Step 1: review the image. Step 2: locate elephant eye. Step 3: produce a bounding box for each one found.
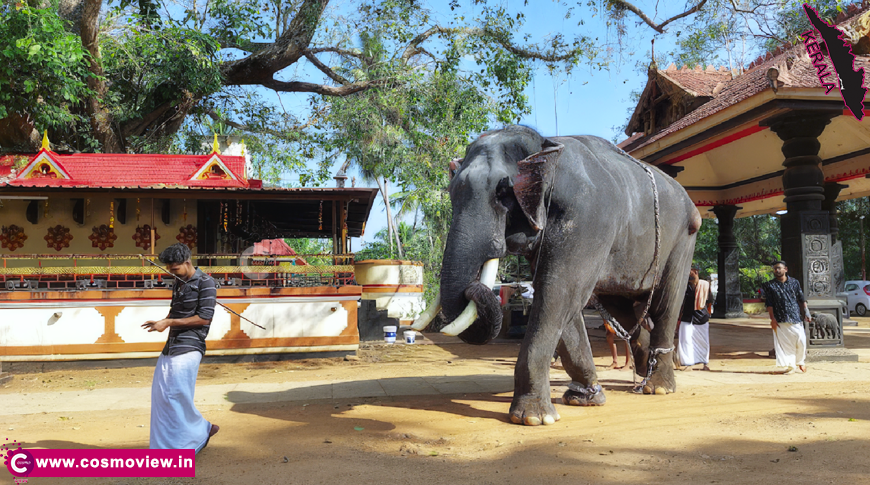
[495,177,516,211]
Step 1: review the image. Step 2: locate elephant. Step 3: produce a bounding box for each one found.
[810,312,839,340]
[413,125,702,426]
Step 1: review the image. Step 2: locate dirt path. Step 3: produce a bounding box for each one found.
[3,318,870,485]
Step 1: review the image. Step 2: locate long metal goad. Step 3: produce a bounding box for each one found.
[140,256,266,330]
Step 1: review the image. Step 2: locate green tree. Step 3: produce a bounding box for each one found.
[0,0,598,161]
[837,197,870,281]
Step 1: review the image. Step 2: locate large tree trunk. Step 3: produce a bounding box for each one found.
[80,0,123,153]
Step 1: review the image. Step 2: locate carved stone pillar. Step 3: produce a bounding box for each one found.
[711,205,746,318]
[763,110,854,359]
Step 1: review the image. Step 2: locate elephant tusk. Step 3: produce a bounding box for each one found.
[441,258,500,336]
[411,290,441,331]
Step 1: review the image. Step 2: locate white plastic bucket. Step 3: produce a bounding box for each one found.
[383,325,397,344]
[403,330,416,344]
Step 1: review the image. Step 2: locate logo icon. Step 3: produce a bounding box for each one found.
[3,439,34,478]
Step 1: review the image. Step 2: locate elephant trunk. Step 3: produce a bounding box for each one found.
[438,224,503,344]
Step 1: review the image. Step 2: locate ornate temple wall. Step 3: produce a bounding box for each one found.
[0,196,198,259]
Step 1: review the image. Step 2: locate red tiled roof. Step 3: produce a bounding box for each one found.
[1,150,248,189]
[249,238,309,265]
[251,238,297,255]
[621,3,870,154]
[659,66,733,97]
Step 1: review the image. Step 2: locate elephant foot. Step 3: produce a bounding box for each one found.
[509,394,560,426]
[636,384,670,395]
[633,363,677,395]
[562,383,606,406]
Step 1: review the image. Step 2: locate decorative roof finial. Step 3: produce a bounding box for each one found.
[240,139,246,157]
[42,130,50,151]
[212,133,221,154]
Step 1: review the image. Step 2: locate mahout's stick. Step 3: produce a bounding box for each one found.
[140,255,266,330]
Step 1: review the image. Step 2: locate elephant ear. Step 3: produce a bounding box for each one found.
[513,139,564,231]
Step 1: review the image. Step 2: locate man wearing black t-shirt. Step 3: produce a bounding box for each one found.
[761,261,811,374]
[142,243,220,452]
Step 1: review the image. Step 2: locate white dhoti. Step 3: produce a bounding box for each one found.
[678,321,710,366]
[772,322,807,370]
[150,352,211,453]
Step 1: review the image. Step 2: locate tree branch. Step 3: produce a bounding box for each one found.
[401,26,589,62]
[303,50,351,85]
[609,0,708,34]
[261,78,389,96]
[205,108,325,137]
[307,46,368,61]
[221,0,329,86]
[219,39,273,53]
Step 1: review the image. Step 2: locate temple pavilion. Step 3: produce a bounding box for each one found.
[619,4,870,359]
[0,134,427,365]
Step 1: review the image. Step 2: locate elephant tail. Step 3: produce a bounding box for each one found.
[688,206,702,236]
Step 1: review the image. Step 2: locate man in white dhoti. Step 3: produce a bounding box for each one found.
[761,261,811,374]
[142,243,219,453]
[677,265,713,370]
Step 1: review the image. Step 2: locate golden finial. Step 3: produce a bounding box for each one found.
[240,139,246,157]
[41,130,50,150]
[212,133,220,154]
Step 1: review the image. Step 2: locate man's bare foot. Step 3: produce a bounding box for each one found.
[620,363,632,371]
[606,362,619,370]
[701,364,710,371]
[209,424,220,438]
[798,365,807,373]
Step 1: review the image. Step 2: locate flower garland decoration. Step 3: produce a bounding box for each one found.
[132,224,160,250]
[0,225,27,251]
[176,224,197,249]
[89,225,118,251]
[44,225,73,251]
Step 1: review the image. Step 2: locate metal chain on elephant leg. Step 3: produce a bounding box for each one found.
[588,294,643,389]
[634,161,661,329]
[631,345,675,394]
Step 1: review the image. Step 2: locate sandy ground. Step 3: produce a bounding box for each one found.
[3,315,870,485]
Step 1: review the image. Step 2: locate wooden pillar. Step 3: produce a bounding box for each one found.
[711,205,746,318]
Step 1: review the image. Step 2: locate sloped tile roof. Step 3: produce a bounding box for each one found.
[659,66,733,97]
[1,151,249,189]
[623,3,870,153]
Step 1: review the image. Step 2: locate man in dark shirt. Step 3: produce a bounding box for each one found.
[761,261,811,374]
[142,243,219,453]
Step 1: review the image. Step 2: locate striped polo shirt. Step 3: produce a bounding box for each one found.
[161,268,217,356]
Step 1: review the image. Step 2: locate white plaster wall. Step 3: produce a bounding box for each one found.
[0,308,103,346]
[241,301,348,338]
[361,293,425,320]
[355,263,423,285]
[0,297,351,348]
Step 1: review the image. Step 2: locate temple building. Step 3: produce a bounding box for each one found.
[0,134,422,365]
[619,5,870,359]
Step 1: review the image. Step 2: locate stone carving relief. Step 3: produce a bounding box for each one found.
[804,234,832,298]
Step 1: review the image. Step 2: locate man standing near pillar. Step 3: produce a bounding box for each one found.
[762,261,811,374]
[142,243,219,453]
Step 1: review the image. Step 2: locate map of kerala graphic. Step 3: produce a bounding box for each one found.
[803,4,867,119]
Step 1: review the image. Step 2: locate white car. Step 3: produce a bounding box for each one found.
[844,280,870,316]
